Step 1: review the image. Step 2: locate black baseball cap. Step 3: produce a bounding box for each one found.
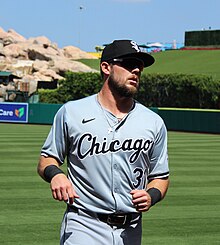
[101,40,155,67]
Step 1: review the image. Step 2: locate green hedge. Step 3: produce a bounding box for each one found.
[136,73,220,108]
[39,72,102,104]
[38,72,220,109]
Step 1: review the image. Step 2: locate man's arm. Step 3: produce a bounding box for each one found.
[131,178,169,212]
[147,177,169,199]
[37,156,79,204]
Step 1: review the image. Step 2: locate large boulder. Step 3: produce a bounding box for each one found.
[34,69,63,80]
[33,60,49,72]
[51,57,94,75]
[63,46,97,59]
[8,60,34,77]
[7,29,27,43]
[28,36,52,47]
[2,43,27,59]
[0,27,7,38]
[0,28,26,46]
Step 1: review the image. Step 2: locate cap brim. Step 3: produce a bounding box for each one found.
[117,52,155,67]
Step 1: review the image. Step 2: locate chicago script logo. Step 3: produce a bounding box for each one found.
[77,133,153,164]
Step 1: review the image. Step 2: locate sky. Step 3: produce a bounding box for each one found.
[0,0,219,51]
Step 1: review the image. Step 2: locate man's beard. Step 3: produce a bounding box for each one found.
[108,74,139,98]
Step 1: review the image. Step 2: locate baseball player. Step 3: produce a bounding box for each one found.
[37,40,169,245]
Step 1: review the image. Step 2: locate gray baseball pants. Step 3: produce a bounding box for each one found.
[60,208,142,245]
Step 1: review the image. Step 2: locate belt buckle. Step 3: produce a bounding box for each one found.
[107,214,127,226]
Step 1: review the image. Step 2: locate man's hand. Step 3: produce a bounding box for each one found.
[130,189,152,212]
[37,156,80,204]
[131,178,170,212]
[50,174,79,204]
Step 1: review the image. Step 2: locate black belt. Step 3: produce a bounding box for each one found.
[67,205,140,227]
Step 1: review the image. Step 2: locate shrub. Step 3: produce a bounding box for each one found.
[38,72,220,109]
[56,72,102,103]
[137,73,220,108]
[38,88,60,104]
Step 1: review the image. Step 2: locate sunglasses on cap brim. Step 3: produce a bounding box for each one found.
[109,58,144,71]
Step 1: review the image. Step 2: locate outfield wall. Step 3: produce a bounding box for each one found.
[28,103,62,124]
[158,108,220,134]
[27,103,220,134]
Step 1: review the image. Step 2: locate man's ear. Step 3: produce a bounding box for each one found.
[100,62,111,76]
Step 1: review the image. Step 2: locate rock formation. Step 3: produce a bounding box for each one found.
[0,27,98,99]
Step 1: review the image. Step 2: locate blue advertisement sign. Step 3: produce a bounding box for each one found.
[0,102,28,123]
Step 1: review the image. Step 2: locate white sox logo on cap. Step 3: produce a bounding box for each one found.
[130,41,141,52]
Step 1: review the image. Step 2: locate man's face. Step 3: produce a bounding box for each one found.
[108,58,144,98]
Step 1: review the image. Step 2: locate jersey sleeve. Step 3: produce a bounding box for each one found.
[148,121,169,180]
[41,105,69,165]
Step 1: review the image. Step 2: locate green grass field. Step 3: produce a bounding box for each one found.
[80,50,220,81]
[0,123,220,244]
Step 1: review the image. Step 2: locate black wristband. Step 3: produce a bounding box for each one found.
[44,165,65,183]
[147,187,162,206]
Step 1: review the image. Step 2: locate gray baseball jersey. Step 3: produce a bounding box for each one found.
[41,94,169,214]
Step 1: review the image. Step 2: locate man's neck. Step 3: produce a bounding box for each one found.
[97,89,134,119]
